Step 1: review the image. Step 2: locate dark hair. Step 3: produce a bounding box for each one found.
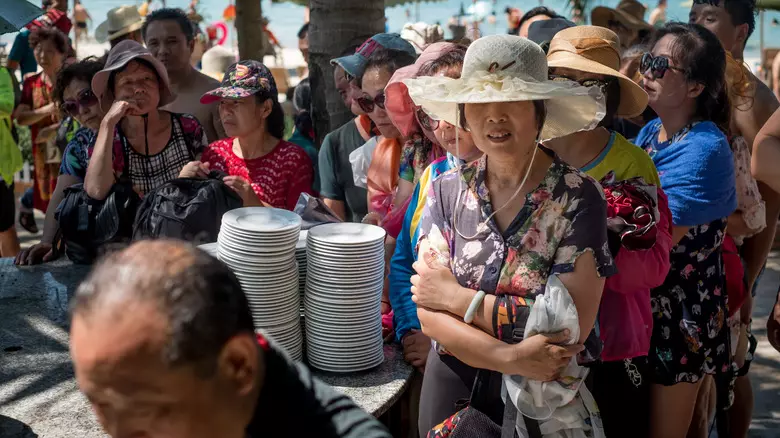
[54,57,105,106]
[651,22,731,132]
[109,30,142,48]
[358,47,417,87]
[71,241,256,377]
[518,7,561,30]
[29,27,69,55]
[142,8,195,43]
[417,45,468,77]
[293,78,313,141]
[695,0,757,40]
[600,79,622,129]
[256,93,286,139]
[298,23,310,40]
[459,100,547,137]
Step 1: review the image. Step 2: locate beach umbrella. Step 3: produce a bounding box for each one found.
[0,0,44,35]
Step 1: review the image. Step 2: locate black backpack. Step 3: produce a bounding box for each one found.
[132,171,243,243]
[56,181,140,264]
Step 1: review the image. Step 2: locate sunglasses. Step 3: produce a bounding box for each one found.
[549,75,613,95]
[62,89,98,117]
[356,91,386,113]
[639,53,686,79]
[416,107,440,131]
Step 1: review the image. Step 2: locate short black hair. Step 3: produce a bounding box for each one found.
[518,7,561,30]
[358,47,417,87]
[298,22,310,40]
[54,57,104,106]
[29,27,69,55]
[72,241,256,377]
[417,45,468,77]
[142,8,196,43]
[696,0,757,39]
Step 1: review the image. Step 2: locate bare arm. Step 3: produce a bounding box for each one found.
[14,103,55,126]
[322,198,347,221]
[752,108,780,194]
[84,120,118,200]
[556,251,605,343]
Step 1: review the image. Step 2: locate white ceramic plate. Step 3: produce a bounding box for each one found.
[307,223,386,245]
[222,207,301,233]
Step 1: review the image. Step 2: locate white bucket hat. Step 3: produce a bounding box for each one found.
[403,34,606,141]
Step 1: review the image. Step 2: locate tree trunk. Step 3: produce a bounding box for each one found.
[235,0,266,61]
[309,0,385,145]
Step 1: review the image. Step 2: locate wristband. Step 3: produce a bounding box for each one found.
[464,290,487,324]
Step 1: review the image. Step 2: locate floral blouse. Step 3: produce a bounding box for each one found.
[417,148,616,346]
[398,133,445,185]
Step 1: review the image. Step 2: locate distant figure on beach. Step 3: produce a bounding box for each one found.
[505,7,522,34]
[298,22,310,77]
[591,0,652,52]
[143,8,226,142]
[95,5,145,47]
[72,0,91,41]
[138,0,153,18]
[69,240,392,438]
[648,0,667,27]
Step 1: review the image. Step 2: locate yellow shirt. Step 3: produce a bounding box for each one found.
[581,131,661,187]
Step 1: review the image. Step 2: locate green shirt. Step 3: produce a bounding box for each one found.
[318,119,369,222]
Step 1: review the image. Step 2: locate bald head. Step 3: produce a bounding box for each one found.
[71,240,255,374]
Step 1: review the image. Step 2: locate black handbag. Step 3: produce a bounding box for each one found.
[55,180,140,264]
[132,170,243,243]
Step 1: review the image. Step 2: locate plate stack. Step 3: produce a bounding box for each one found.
[295,231,308,311]
[218,207,304,361]
[304,223,386,372]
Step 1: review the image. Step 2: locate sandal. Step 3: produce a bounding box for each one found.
[19,211,38,234]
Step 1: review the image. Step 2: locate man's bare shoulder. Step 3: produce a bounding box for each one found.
[192,69,221,93]
[751,74,779,115]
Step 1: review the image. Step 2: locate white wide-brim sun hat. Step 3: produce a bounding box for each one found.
[403,34,606,141]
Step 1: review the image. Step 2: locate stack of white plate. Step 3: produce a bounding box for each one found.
[295,230,308,311]
[304,223,386,372]
[218,207,304,361]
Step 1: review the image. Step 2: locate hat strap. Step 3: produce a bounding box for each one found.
[487,60,516,73]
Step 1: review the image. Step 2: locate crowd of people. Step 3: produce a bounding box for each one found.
[3,0,780,437]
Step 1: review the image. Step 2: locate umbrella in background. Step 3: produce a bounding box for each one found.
[1,0,44,35]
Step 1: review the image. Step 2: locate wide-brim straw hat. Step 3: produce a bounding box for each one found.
[92,40,176,113]
[547,26,648,118]
[95,5,145,44]
[403,34,606,141]
[385,42,460,137]
[591,0,652,32]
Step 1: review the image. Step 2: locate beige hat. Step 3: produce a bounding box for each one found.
[201,45,236,81]
[95,5,145,44]
[547,26,648,118]
[404,35,606,141]
[591,0,652,32]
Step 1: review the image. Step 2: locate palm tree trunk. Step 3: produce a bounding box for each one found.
[235,0,267,61]
[309,0,385,144]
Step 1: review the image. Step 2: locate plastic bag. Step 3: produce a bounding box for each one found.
[503,275,605,438]
[349,136,378,189]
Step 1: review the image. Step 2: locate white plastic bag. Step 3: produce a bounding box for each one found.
[349,136,378,189]
[503,275,605,438]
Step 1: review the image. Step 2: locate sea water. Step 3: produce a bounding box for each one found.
[3,0,779,66]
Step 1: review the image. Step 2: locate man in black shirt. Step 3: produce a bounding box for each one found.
[69,240,390,438]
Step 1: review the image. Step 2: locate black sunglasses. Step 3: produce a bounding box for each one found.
[356,91,386,113]
[61,89,98,117]
[640,53,686,79]
[549,75,613,95]
[416,107,440,131]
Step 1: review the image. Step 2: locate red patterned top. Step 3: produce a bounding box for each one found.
[203,138,314,210]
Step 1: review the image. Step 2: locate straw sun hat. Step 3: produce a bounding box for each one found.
[403,34,606,141]
[547,26,648,118]
[95,5,145,44]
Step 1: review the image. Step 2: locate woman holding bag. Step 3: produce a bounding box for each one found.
[403,35,613,435]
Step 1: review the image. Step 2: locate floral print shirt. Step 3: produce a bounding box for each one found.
[398,133,444,185]
[417,148,616,346]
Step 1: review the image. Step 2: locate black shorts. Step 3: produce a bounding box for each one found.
[76,21,87,29]
[0,181,14,232]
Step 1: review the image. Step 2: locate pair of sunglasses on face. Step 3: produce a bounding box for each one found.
[639,53,686,79]
[548,75,613,94]
[61,89,98,117]
[356,91,386,114]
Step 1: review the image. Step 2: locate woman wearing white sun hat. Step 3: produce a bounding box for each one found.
[404,34,614,434]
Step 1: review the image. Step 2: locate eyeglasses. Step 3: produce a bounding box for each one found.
[549,75,613,95]
[61,89,98,117]
[416,107,440,131]
[356,91,386,113]
[639,53,686,79]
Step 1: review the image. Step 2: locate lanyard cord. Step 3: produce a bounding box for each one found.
[453,105,541,241]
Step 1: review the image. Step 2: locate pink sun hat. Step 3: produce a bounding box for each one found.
[384,42,460,138]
